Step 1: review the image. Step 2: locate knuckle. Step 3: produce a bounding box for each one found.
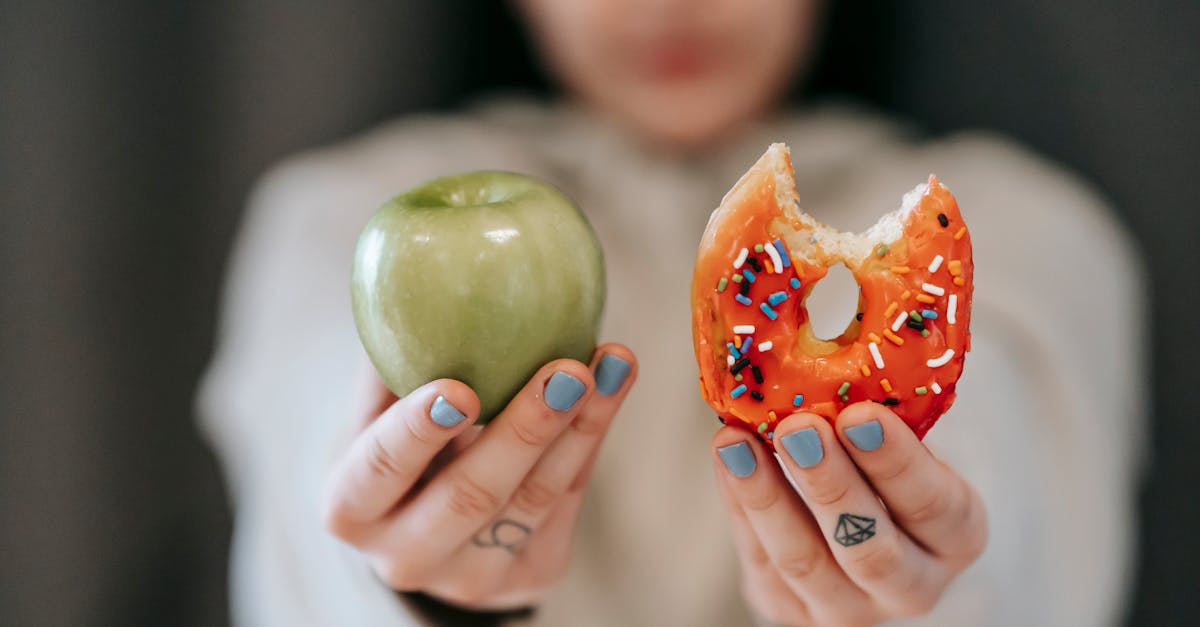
[508,415,557,449]
[873,447,921,482]
[774,549,822,581]
[903,484,954,524]
[403,411,440,447]
[849,539,904,583]
[445,472,502,520]
[447,577,498,607]
[511,476,561,513]
[320,497,356,540]
[366,433,408,480]
[804,475,851,507]
[740,486,782,513]
[743,540,772,570]
[570,409,611,436]
[373,559,423,591]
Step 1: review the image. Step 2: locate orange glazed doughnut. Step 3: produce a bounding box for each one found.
[691,144,973,442]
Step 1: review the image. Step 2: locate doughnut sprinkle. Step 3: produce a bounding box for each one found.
[691,144,973,443]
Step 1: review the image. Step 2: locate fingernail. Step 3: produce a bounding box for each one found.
[430,395,466,427]
[717,441,756,478]
[594,354,631,396]
[845,420,884,451]
[545,372,586,411]
[780,428,823,468]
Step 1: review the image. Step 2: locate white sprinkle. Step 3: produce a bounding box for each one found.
[927,349,955,368]
[891,311,908,332]
[948,294,958,324]
[733,247,749,269]
[758,341,774,352]
[928,255,944,273]
[868,342,885,369]
[727,354,735,366]
[732,325,756,335]
[931,382,943,394]
[765,242,784,273]
[922,282,946,296]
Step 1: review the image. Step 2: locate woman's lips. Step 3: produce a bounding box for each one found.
[636,40,721,81]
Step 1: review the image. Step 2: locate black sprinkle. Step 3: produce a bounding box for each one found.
[883,397,900,406]
[746,256,763,272]
[750,391,765,401]
[937,213,949,228]
[751,366,764,384]
[717,416,726,424]
[730,356,751,374]
[906,318,926,331]
[739,280,751,296]
[855,312,864,321]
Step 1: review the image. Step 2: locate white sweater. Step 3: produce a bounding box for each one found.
[197,99,1145,627]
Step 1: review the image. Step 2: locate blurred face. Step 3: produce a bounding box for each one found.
[519,0,821,151]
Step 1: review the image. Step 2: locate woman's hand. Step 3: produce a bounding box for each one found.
[323,344,636,610]
[712,403,988,627]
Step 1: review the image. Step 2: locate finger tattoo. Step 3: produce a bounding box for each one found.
[833,513,877,547]
[471,518,531,554]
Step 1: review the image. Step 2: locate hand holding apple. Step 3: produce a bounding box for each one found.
[323,347,637,609]
[327,172,635,610]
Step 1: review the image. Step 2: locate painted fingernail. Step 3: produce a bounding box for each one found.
[845,420,884,451]
[718,442,757,478]
[545,372,586,411]
[430,395,466,427]
[780,428,823,468]
[594,354,631,396]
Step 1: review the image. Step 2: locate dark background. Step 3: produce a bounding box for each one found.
[2,2,1197,625]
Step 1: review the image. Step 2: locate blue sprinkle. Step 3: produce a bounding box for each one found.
[742,335,753,352]
[768,291,788,306]
[742,269,756,283]
[772,238,792,268]
[793,394,804,407]
[727,342,740,359]
[809,235,818,243]
[767,431,775,439]
[731,384,748,399]
[789,277,802,290]
[759,303,778,320]
[921,309,939,319]
[735,294,752,306]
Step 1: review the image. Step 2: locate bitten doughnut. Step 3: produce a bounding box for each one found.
[691,143,973,442]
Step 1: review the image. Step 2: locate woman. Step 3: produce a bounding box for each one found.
[198,1,1144,625]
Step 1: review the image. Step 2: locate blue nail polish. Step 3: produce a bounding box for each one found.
[845,420,884,451]
[430,395,466,427]
[718,442,756,478]
[545,372,586,411]
[594,354,631,396]
[780,428,823,468]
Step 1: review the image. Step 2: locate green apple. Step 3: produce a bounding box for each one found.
[351,171,606,422]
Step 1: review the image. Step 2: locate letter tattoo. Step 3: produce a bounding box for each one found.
[472,518,531,554]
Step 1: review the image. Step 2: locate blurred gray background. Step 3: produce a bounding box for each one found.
[2,1,1197,625]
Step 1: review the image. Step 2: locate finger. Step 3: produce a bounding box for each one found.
[712,428,874,625]
[834,403,988,567]
[387,359,595,562]
[773,413,947,617]
[713,457,813,626]
[445,346,635,594]
[323,379,480,536]
[489,345,636,533]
